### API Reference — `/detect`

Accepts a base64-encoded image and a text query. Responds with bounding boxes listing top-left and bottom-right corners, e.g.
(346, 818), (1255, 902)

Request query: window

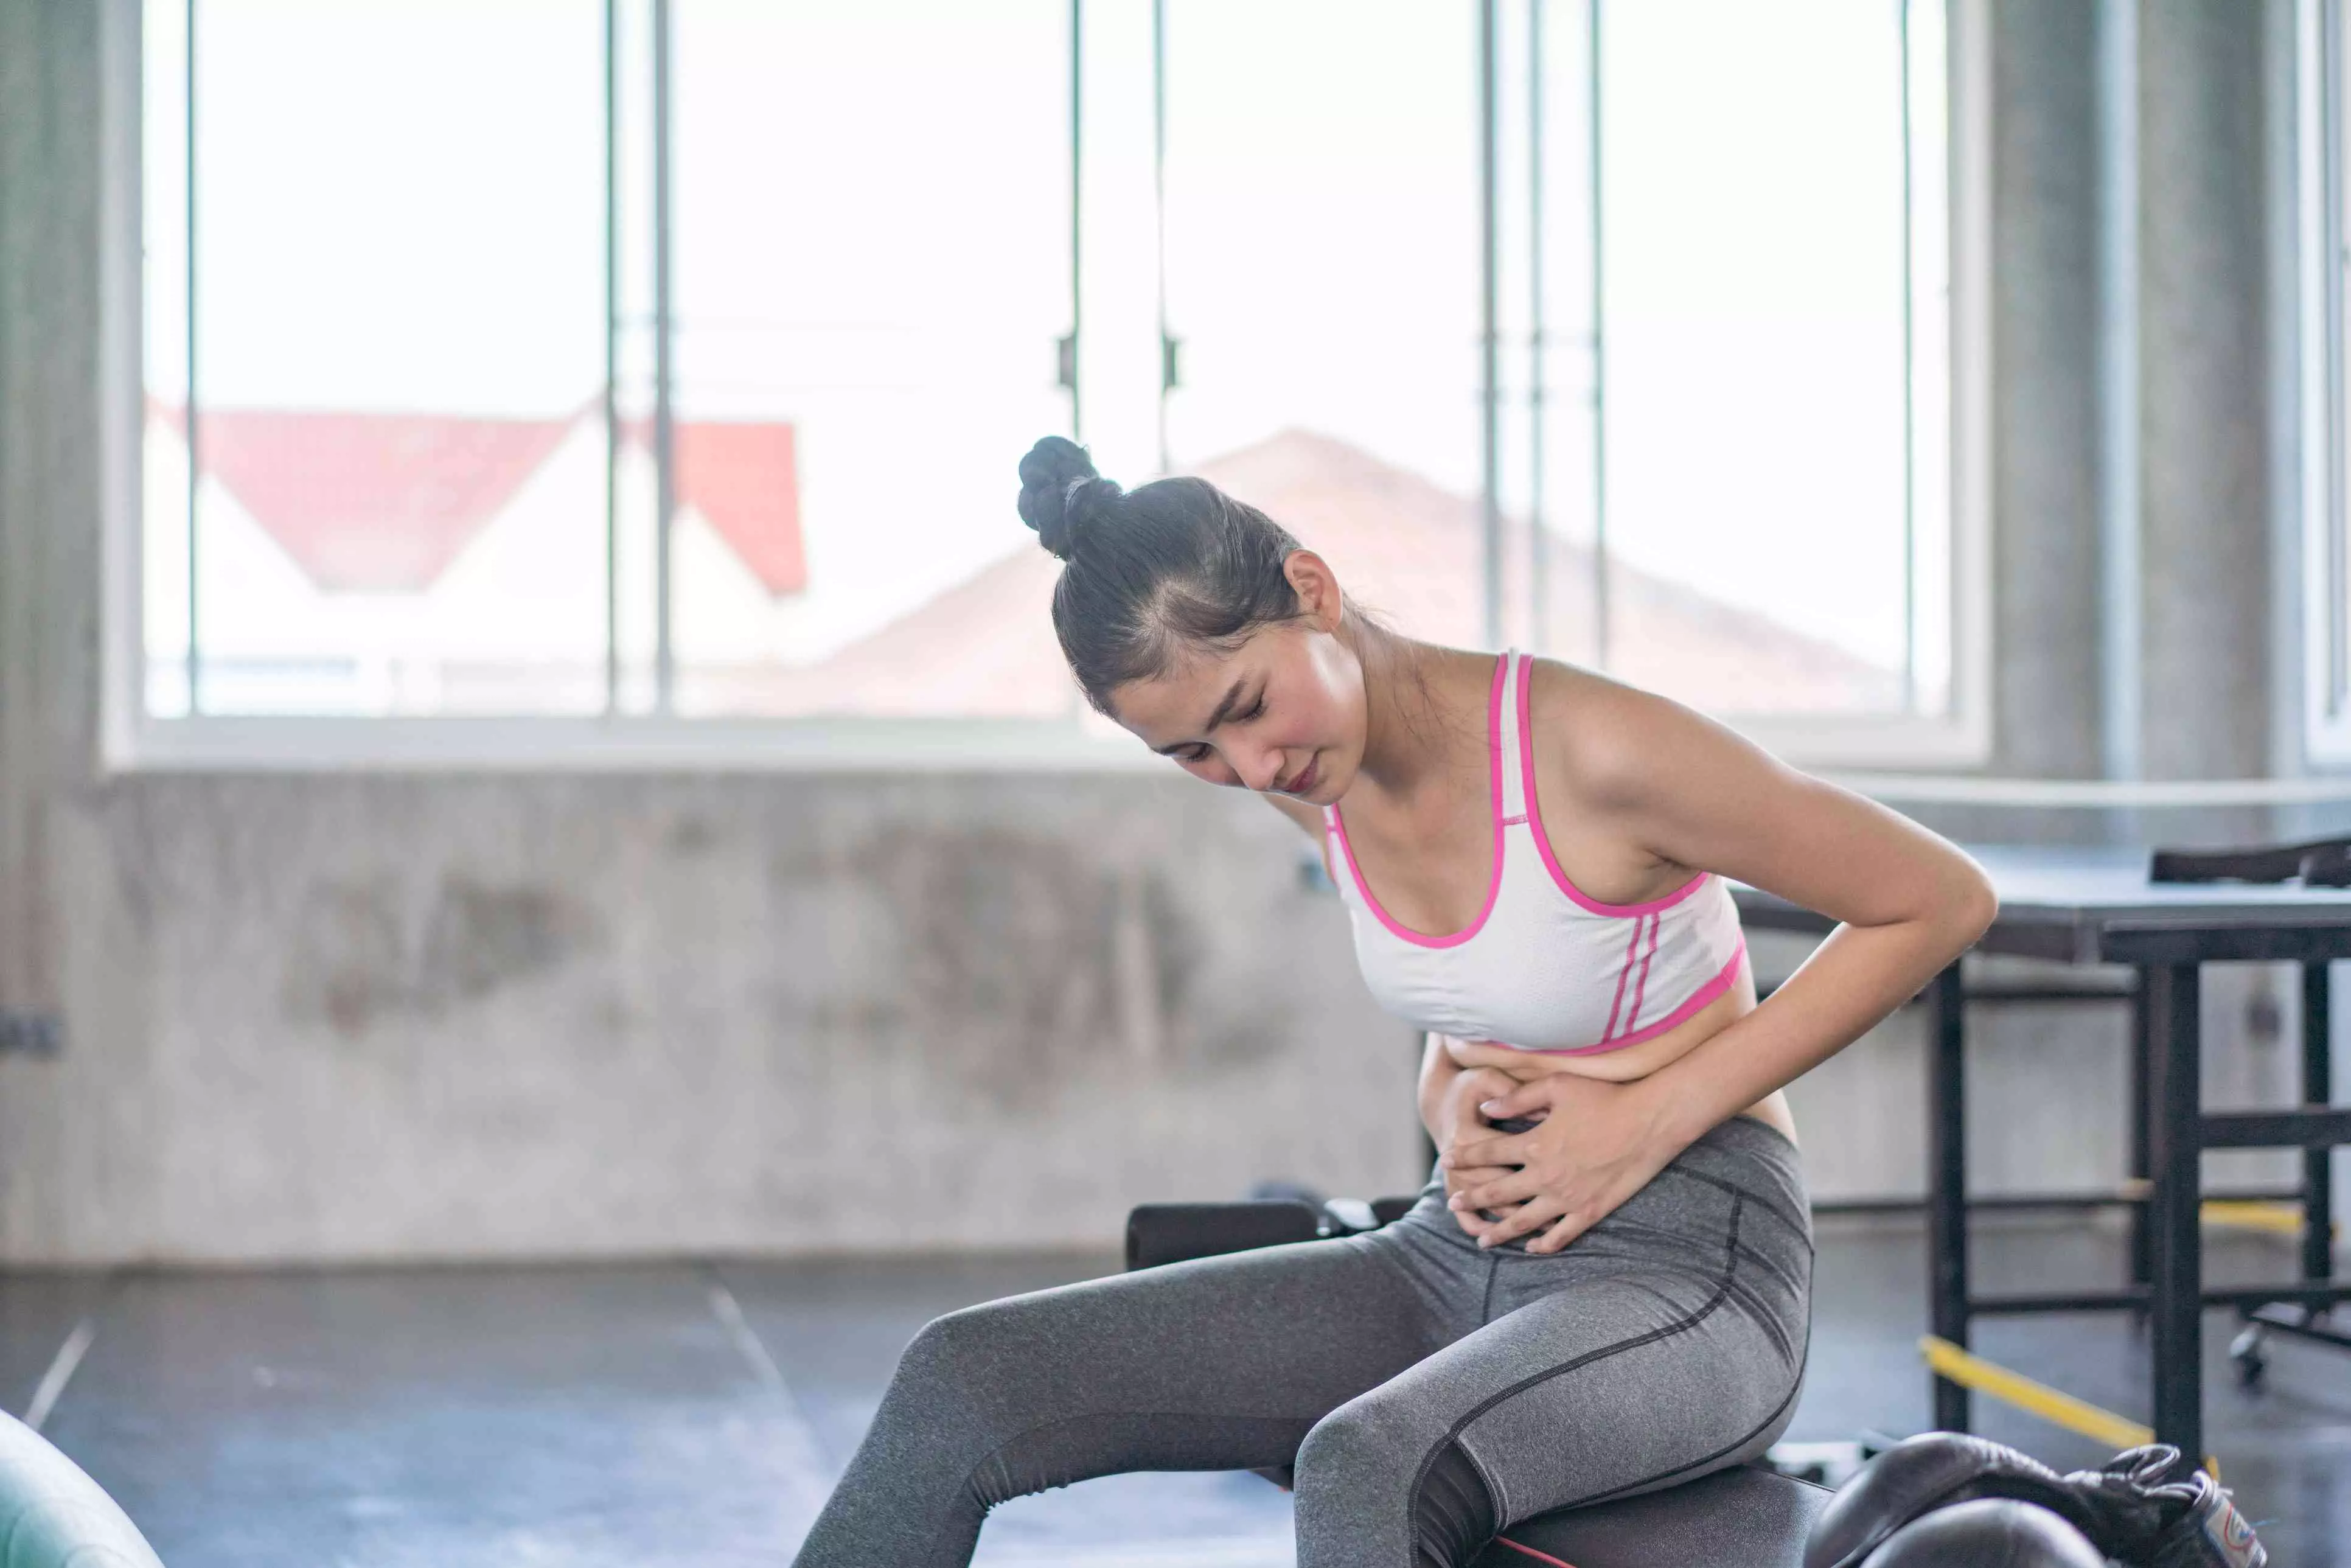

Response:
(116, 0), (1987, 768)
(1561, 0), (1957, 723)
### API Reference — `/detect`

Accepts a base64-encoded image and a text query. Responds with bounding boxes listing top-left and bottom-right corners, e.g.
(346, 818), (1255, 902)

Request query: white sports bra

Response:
(1322, 651), (1748, 1054)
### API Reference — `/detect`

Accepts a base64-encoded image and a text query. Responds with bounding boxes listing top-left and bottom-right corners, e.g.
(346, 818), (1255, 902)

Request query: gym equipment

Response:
(1805, 1432), (2264, 1568)
(1845, 1499), (2107, 1568)
(0, 1408), (164, 1566)
(1735, 841), (2351, 1460)
(2149, 835), (2351, 888)
(1129, 1199), (1832, 1567)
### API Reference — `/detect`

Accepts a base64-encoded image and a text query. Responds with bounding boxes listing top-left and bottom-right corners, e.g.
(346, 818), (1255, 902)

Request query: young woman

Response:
(790, 437), (1996, 1568)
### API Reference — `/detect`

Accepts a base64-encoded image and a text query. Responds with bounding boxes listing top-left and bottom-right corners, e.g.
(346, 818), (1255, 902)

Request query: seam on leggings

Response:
(1654, 1163), (1809, 1241)
(1543, 1329), (1808, 1512)
(1402, 1192), (1743, 1537)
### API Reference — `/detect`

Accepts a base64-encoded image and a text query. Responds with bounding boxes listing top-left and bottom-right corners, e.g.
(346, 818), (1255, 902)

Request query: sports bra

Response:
(1321, 650), (1748, 1054)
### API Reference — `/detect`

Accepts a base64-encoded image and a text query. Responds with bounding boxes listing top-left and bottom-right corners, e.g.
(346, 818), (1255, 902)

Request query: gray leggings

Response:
(792, 1115), (1812, 1567)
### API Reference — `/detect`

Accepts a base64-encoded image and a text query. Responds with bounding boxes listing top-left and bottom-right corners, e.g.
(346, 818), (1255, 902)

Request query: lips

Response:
(1279, 756), (1320, 796)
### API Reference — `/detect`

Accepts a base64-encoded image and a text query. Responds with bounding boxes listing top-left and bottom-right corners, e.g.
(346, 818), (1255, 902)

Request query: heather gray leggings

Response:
(791, 1115), (1812, 1567)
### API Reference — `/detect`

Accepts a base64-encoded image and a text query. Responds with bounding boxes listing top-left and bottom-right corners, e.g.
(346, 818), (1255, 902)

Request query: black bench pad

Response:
(1472, 1464), (1831, 1568)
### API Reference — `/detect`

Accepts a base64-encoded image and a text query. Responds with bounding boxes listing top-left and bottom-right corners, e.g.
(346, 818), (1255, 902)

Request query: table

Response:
(1732, 843), (2351, 1460)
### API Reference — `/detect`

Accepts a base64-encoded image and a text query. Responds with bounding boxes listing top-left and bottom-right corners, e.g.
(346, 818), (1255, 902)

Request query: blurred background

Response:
(0, 0), (2346, 1563)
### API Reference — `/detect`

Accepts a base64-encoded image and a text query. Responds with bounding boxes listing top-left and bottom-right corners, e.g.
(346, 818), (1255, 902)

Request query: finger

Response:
(1475, 1194), (1568, 1249)
(1446, 1167), (1544, 1213)
(1524, 1210), (1594, 1255)
(1441, 1165), (1514, 1198)
(1449, 1200), (1525, 1242)
(1443, 1132), (1524, 1169)
(1476, 1079), (1553, 1119)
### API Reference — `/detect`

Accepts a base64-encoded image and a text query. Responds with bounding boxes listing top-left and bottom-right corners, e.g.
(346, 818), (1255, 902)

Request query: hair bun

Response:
(1017, 436), (1119, 559)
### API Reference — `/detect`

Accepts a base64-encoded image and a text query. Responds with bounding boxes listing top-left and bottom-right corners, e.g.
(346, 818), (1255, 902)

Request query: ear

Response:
(1282, 550), (1346, 633)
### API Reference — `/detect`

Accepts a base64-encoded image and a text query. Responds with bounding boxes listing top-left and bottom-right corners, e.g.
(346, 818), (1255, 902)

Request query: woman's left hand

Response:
(1440, 1073), (1688, 1254)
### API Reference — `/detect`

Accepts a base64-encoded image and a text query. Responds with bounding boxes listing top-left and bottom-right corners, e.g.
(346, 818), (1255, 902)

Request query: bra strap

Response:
(1496, 649), (1529, 821)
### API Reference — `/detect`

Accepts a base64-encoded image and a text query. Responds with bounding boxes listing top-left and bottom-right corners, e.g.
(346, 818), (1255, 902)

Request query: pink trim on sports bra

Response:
(1326, 652), (1510, 950)
(1514, 652), (1712, 918)
(1519, 940), (1749, 1056)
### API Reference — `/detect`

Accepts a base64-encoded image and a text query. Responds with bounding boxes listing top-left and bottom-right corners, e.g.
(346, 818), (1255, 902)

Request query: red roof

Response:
(181, 407), (574, 593)
(148, 402), (805, 597)
(629, 418), (806, 595)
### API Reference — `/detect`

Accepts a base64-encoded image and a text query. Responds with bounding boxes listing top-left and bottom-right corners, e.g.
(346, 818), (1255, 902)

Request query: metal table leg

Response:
(1928, 961), (1970, 1431)
(2147, 963), (2203, 1457)
(2305, 961), (2335, 1289)
(2130, 982), (2152, 1292)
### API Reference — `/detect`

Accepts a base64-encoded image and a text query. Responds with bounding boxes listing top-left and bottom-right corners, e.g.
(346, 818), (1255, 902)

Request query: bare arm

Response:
(1446, 664), (1997, 1249)
(1575, 677), (1996, 1146)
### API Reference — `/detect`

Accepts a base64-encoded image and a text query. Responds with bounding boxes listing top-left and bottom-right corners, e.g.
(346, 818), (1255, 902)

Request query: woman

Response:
(791, 437), (1996, 1567)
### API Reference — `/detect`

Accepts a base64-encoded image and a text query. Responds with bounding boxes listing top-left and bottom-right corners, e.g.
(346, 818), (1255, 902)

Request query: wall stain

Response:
(282, 874), (598, 1037)
(417, 879), (584, 1006)
(763, 826), (1278, 1111)
(282, 880), (408, 1037)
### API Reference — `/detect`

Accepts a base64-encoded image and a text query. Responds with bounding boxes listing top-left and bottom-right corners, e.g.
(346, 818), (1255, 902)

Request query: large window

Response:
(121, 0), (1987, 765)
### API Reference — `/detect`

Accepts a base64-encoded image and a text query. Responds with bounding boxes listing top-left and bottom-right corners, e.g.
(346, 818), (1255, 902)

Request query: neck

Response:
(1345, 616), (1477, 798)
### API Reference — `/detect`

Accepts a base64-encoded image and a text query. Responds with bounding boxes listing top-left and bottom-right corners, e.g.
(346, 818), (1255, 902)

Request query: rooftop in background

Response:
(728, 428), (1909, 722)
(151, 402), (806, 597)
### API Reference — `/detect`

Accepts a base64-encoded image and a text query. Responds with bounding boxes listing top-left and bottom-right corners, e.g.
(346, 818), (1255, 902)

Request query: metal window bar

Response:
(1587, 0), (1608, 670)
(1527, 0), (1549, 655)
(1480, 0), (1503, 649)
(1064, 0), (1083, 439)
(2332, 0), (2350, 716)
(604, 0), (620, 715)
(1900, 0), (1917, 713)
(652, 0), (676, 714)
(184, 0), (200, 714)
(1152, 0), (1172, 475)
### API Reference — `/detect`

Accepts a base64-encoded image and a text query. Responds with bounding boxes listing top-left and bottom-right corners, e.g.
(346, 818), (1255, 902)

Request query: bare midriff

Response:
(1440, 957), (1797, 1142)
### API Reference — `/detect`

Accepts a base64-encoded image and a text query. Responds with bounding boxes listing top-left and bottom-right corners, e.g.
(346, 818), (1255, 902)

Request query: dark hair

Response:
(1015, 435), (1309, 711)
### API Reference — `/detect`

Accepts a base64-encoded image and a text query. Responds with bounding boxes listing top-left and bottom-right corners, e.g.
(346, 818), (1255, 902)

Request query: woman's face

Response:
(1106, 553), (1366, 804)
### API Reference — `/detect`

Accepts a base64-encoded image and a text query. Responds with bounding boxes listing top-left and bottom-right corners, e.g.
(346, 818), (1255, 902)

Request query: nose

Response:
(1244, 748), (1289, 793)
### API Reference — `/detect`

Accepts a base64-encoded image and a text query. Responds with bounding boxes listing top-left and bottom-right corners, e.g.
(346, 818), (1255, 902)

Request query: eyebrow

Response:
(1153, 678), (1250, 756)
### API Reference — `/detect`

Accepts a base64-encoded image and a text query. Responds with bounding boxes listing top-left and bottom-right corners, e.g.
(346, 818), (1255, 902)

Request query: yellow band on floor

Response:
(2199, 1199), (2332, 1237)
(1918, 1336), (2153, 1449)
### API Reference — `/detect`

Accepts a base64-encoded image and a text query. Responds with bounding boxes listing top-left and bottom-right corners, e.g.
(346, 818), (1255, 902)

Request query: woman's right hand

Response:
(1437, 1064), (1530, 1229)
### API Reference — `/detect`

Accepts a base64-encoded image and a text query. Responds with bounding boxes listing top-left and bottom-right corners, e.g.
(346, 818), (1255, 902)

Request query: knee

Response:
(1294, 1396), (1407, 1496)
(891, 1298), (1022, 1406)
(1295, 1396), (1497, 1566)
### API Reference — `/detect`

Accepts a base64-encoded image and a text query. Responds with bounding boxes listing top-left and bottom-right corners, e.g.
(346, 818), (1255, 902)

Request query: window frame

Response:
(2302, 0), (2351, 767)
(99, 0), (1992, 775)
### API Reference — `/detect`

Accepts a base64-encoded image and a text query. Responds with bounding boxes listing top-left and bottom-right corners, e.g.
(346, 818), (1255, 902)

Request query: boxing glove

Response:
(1806, 1433), (2265, 1568)
(1859, 1499), (2106, 1567)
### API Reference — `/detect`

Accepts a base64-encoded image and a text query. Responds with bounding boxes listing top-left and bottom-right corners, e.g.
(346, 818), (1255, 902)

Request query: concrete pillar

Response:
(2137, 0), (2274, 786)
(0, 0), (170, 1257)
(0, 0), (102, 1019)
(1990, 0), (2106, 784)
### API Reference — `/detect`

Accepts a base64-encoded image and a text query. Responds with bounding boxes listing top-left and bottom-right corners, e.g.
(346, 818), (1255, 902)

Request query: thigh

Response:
(1446, 1263), (1806, 1522)
(883, 1228), (1447, 1484)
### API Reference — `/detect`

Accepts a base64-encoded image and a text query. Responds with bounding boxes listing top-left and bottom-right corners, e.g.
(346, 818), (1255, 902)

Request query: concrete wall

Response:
(0, 0), (2328, 1264)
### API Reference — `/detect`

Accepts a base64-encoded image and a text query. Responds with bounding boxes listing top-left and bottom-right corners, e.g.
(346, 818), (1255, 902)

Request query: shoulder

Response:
(1519, 653), (1731, 815)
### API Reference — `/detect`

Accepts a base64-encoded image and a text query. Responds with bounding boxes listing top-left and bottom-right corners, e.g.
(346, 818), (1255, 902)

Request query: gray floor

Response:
(6, 1219), (2345, 1567)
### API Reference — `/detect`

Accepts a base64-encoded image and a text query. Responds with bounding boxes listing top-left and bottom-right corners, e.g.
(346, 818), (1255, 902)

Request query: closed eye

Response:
(1166, 688), (1266, 763)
